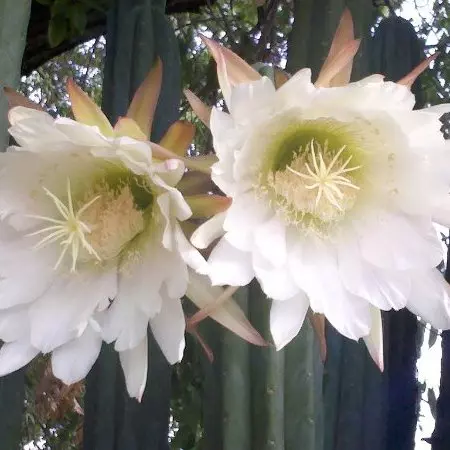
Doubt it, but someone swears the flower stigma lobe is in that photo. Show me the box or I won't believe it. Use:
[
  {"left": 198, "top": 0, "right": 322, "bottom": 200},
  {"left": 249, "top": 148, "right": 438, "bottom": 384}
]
[
  {"left": 257, "top": 134, "right": 363, "bottom": 236},
  {"left": 27, "top": 176, "right": 148, "bottom": 271}
]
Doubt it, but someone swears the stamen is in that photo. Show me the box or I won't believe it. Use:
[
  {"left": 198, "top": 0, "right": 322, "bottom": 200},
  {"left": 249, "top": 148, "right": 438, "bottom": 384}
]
[
  {"left": 258, "top": 137, "right": 363, "bottom": 235},
  {"left": 286, "top": 140, "right": 360, "bottom": 212},
  {"left": 26, "top": 178, "right": 102, "bottom": 271}
]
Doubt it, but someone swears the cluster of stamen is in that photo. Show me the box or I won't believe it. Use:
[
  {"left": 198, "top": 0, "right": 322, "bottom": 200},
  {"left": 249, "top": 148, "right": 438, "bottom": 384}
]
[
  {"left": 27, "top": 179, "right": 101, "bottom": 272},
  {"left": 27, "top": 177, "right": 146, "bottom": 271},
  {"left": 260, "top": 139, "right": 362, "bottom": 233}
]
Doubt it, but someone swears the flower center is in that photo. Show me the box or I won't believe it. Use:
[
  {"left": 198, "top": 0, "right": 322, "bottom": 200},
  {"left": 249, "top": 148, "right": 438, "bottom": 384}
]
[
  {"left": 268, "top": 138, "right": 361, "bottom": 220},
  {"left": 255, "top": 118, "right": 366, "bottom": 237},
  {"left": 27, "top": 176, "right": 149, "bottom": 271}
]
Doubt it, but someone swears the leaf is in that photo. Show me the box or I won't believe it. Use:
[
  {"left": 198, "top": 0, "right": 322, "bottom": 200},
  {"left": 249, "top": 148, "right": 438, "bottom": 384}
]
[
  {"left": 51, "top": 0, "right": 70, "bottom": 17},
  {"left": 316, "top": 39, "right": 361, "bottom": 88},
  {"left": 188, "top": 154, "right": 218, "bottom": 171},
  {"left": 48, "top": 15, "right": 68, "bottom": 48},
  {"left": 316, "top": 9, "right": 360, "bottom": 87},
  {"left": 363, "top": 307, "right": 384, "bottom": 371},
  {"left": 201, "top": 36, "right": 260, "bottom": 86},
  {"left": 397, "top": 53, "right": 439, "bottom": 88},
  {"left": 186, "top": 272, "right": 267, "bottom": 347},
  {"left": 308, "top": 312, "right": 327, "bottom": 362},
  {"left": 113, "top": 117, "right": 147, "bottom": 140},
  {"left": 159, "top": 121, "right": 195, "bottom": 157},
  {"left": 176, "top": 171, "right": 216, "bottom": 196},
  {"left": 185, "top": 194, "right": 231, "bottom": 218},
  {"left": 69, "top": 4, "right": 88, "bottom": 35},
  {"left": 183, "top": 89, "right": 211, "bottom": 128},
  {"left": 151, "top": 142, "right": 213, "bottom": 174},
  {"left": 126, "top": 58, "right": 162, "bottom": 138},
  {"left": 201, "top": 35, "right": 260, "bottom": 103},
  {"left": 66, "top": 78, "right": 113, "bottom": 136},
  {"left": 273, "top": 67, "right": 290, "bottom": 88}
]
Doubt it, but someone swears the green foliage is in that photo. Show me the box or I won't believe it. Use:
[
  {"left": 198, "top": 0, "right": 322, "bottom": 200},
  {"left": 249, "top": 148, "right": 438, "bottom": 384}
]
[
  {"left": 409, "top": 1, "right": 450, "bottom": 104},
  {"left": 35, "top": 0, "right": 110, "bottom": 47},
  {"left": 170, "top": 334, "right": 204, "bottom": 450},
  {"left": 21, "top": 357, "right": 84, "bottom": 450},
  {"left": 20, "top": 37, "right": 105, "bottom": 116}
]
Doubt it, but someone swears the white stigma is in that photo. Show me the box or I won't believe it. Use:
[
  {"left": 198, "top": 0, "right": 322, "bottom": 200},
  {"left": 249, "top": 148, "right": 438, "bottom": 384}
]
[
  {"left": 259, "top": 138, "right": 364, "bottom": 234},
  {"left": 26, "top": 179, "right": 101, "bottom": 272},
  {"left": 286, "top": 140, "right": 361, "bottom": 211}
]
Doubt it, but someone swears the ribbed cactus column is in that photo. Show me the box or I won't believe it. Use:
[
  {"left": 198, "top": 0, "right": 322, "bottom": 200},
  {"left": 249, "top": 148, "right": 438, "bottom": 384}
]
[
  {"left": 83, "top": 0, "right": 180, "bottom": 449},
  {"left": 311, "top": 5, "right": 388, "bottom": 450},
  {"left": 0, "top": 1, "right": 31, "bottom": 449},
  {"left": 200, "top": 282, "right": 323, "bottom": 450},
  {"left": 201, "top": 3, "right": 383, "bottom": 450},
  {"left": 289, "top": 3, "right": 389, "bottom": 450},
  {"left": 371, "top": 16, "right": 426, "bottom": 450},
  {"left": 322, "top": 11, "right": 427, "bottom": 450}
]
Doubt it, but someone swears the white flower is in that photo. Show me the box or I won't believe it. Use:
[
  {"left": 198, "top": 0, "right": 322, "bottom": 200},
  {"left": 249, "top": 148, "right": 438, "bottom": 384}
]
[
  {"left": 0, "top": 61, "right": 214, "bottom": 398},
  {"left": 0, "top": 70, "right": 267, "bottom": 399},
  {"left": 190, "top": 10, "right": 450, "bottom": 367},
  {"left": 0, "top": 104, "right": 206, "bottom": 398}
]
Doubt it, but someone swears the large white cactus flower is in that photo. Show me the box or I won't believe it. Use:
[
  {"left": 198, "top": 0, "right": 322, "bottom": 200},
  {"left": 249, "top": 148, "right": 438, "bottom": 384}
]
[
  {"left": 189, "top": 10, "right": 450, "bottom": 368},
  {"left": 0, "top": 67, "right": 264, "bottom": 401}
]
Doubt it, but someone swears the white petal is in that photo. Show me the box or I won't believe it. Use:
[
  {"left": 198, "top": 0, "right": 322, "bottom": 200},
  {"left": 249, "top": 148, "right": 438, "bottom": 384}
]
[
  {"left": 407, "top": 270, "right": 450, "bottom": 330},
  {"left": 276, "top": 69, "right": 314, "bottom": 109},
  {"left": 8, "top": 106, "right": 54, "bottom": 126},
  {"left": 191, "top": 212, "right": 226, "bottom": 249},
  {"left": 223, "top": 191, "right": 270, "bottom": 235},
  {"left": 0, "top": 226, "right": 56, "bottom": 309},
  {"left": 164, "top": 254, "right": 189, "bottom": 300},
  {"left": 51, "top": 324, "right": 102, "bottom": 385},
  {"left": 153, "top": 158, "right": 185, "bottom": 187},
  {"left": 29, "top": 266, "right": 117, "bottom": 353},
  {"left": 104, "top": 299, "right": 149, "bottom": 352},
  {"left": 270, "top": 293, "right": 309, "bottom": 350},
  {"left": 0, "top": 307, "right": 29, "bottom": 342},
  {"left": 150, "top": 292, "right": 185, "bottom": 364},
  {"left": 358, "top": 210, "right": 442, "bottom": 271},
  {"left": 174, "top": 223, "right": 208, "bottom": 274},
  {"left": 114, "top": 138, "right": 153, "bottom": 175},
  {"left": 8, "top": 107, "right": 67, "bottom": 151},
  {"left": 119, "top": 338, "right": 148, "bottom": 401},
  {"left": 254, "top": 215, "right": 287, "bottom": 267},
  {"left": 337, "top": 237, "right": 410, "bottom": 310},
  {"left": 210, "top": 109, "right": 235, "bottom": 159},
  {"left": 363, "top": 307, "right": 384, "bottom": 371},
  {"left": 154, "top": 178, "right": 192, "bottom": 222},
  {"left": 156, "top": 193, "right": 175, "bottom": 250},
  {"left": 229, "top": 77, "right": 276, "bottom": 125},
  {"left": 253, "top": 249, "right": 298, "bottom": 301},
  {"left": 106, "top": 236, "right": 187, "bottom": 351},
  {"left": 0, "top": 339, "right": 39, "bottom": 376},
  {"left": 208, "top": 238, "right": 254, "bottom": 286},
  {"left": 289, "top": 239, "right": 371, "bottom": 340},
  {"left": 54, "top": 118, "right": 109, "bottom": 146},
  {"left": 313, "top": 78, "right": 414, "bottom": 113},
  {"left": 118, "top": 240, "right": 166, "bottom": 318}
]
